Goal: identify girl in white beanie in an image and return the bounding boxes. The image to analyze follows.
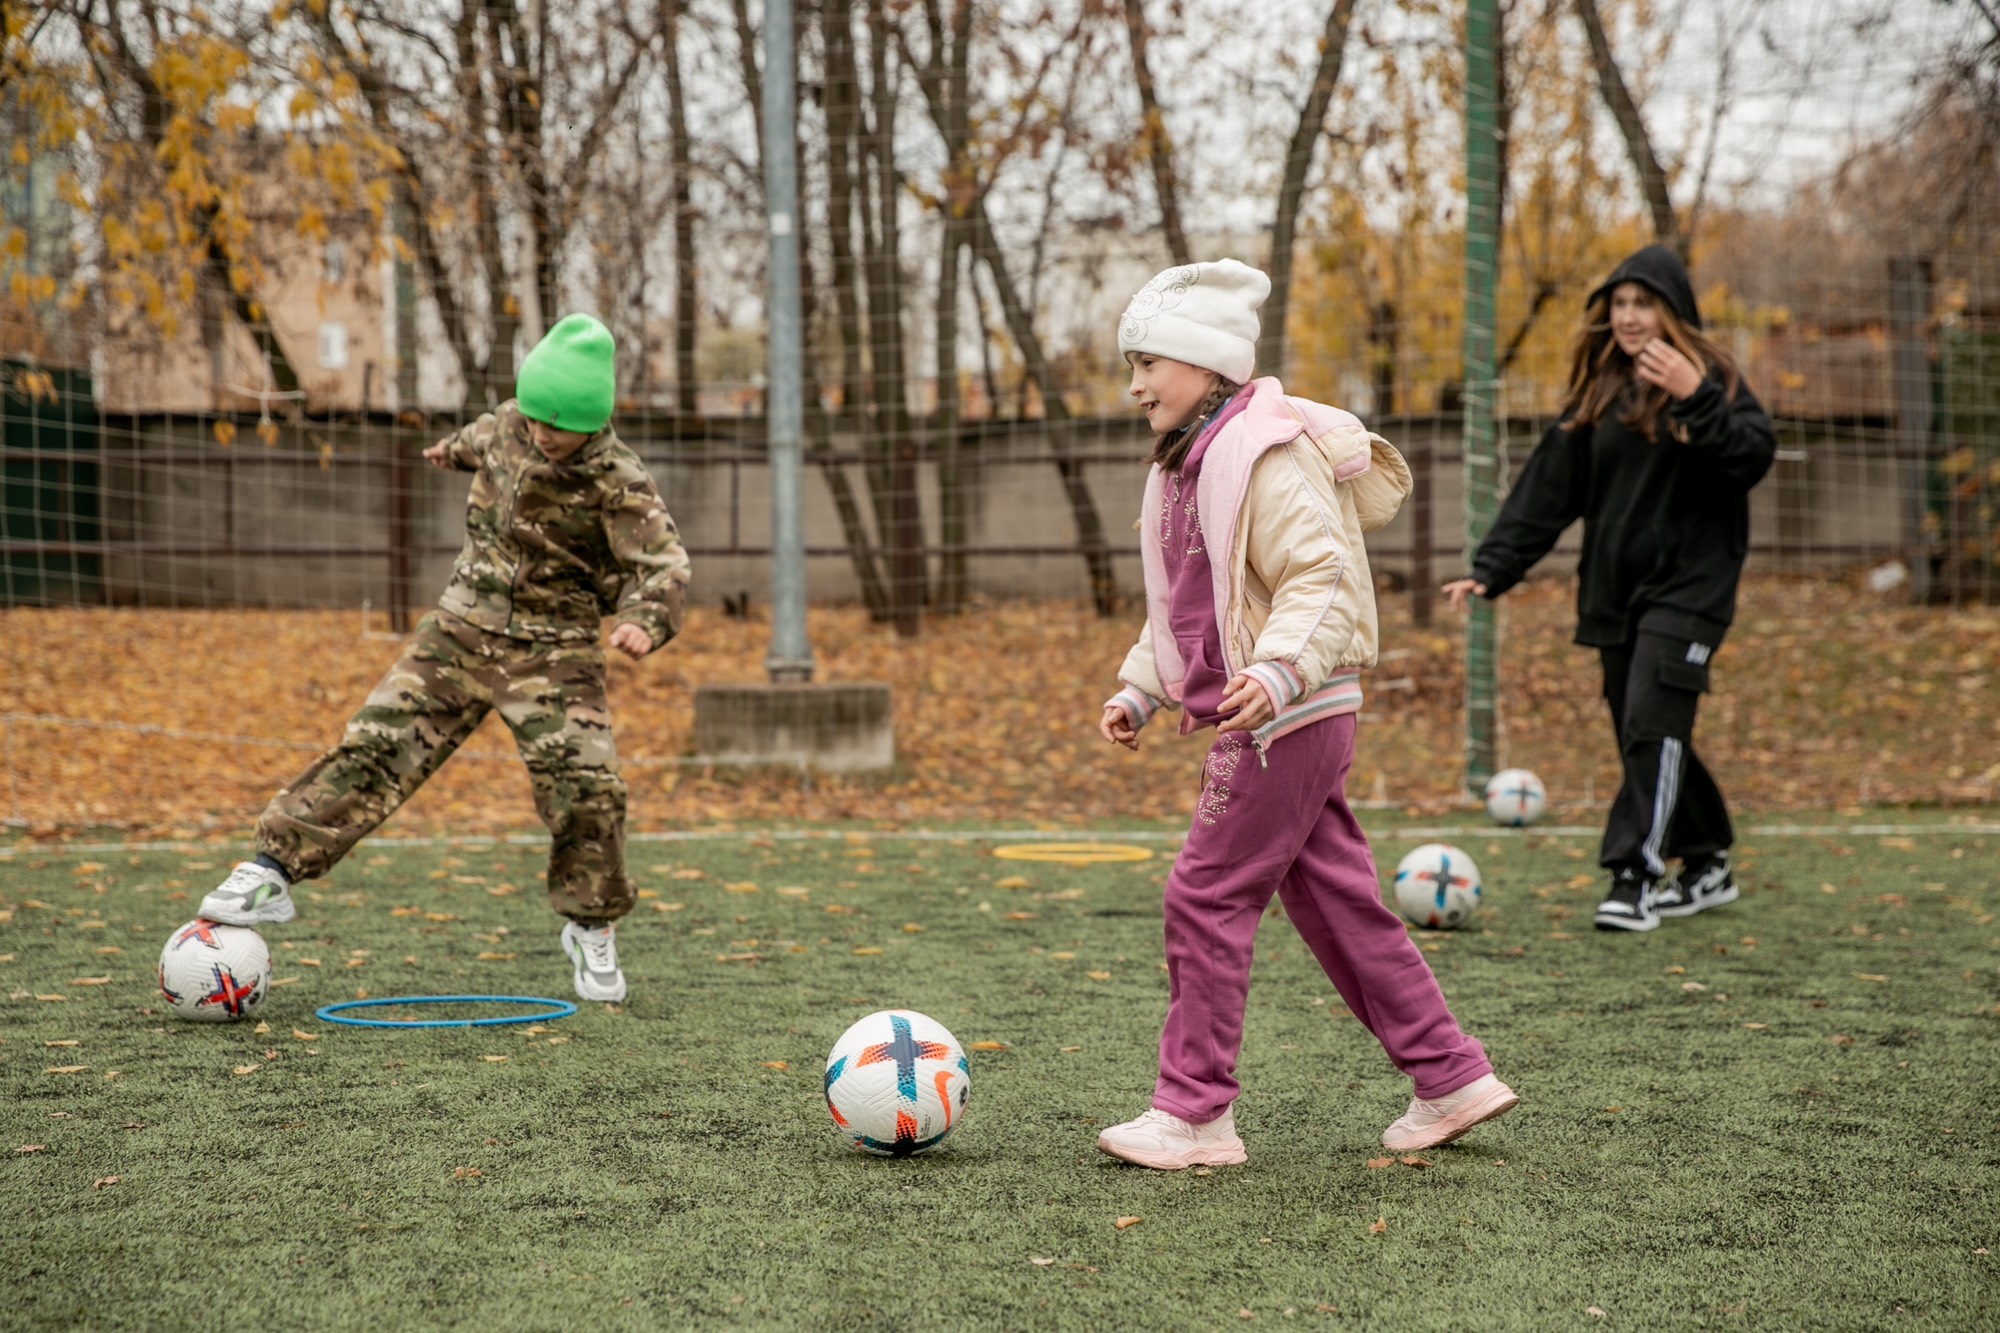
[1094,259,1516,1169]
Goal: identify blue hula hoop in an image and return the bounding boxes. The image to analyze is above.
[314,994,578,1029]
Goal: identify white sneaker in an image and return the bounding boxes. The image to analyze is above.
[1095,1107,1247,1170]
[1381,1073,1519,1152]
[561,921,627,1003]
[197,862,297,926]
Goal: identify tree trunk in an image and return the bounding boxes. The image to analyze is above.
[1121,0,1191,267]
[819,0,892,620]
[1572,0,1682,257]
[661,0,699,411]
[931,0,974,615]
[967,200,1117,616]
[1261,0,1357,379]
[865,0,922,636]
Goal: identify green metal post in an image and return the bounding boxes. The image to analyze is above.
[1461,0,1501,795]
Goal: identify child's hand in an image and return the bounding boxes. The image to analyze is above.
[1100,704,1141,751]
[1635,337,1702,400]
[1441,578,1488,612]
[609,624,653,659]
[422,440,453,470]
[1216,675,1275,734]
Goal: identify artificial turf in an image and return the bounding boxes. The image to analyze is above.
[2,817,1995,1330]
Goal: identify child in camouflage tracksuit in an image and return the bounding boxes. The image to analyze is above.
[199,314,690,1003]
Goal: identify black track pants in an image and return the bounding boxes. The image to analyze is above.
[1597,630,1734,877]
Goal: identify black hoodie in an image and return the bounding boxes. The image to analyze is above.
[1470,246,1777,647]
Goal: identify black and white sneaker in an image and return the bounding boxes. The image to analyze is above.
[1655,853,1739,918]
[1593,870,1660,932]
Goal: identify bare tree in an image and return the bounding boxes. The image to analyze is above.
[1571,0,1681,257]
[1121,0,1191,267]
[1260,0,1359,378]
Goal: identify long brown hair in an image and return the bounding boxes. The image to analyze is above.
[1559,285,1740,440]
[1151,378,1244,471]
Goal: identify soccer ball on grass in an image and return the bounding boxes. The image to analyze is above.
[1391,844,1483,930]
[824,1009,969,1156]
[158,919,272,1022]
[1483,768,1548,826]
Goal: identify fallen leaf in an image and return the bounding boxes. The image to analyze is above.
[760,1061,790,1071]
[292,1029,318,1041]
[1369,1217,1388,1235]
[776,887,811,898]
[968,1041,1009,1051]
[1681,982,1708,992]
[1587,1307,1607,1319]
[1029,1257,1056,1267]
[725,882,760,894]
[1744,1023,1769,1030]
[902,923,925,934]
[454,1166,483,1179]
[254,1021,272,1034]
[476,952,517,961]
[1238,1310,1255,1321]
[45,1065,87,1074]
[1060,1045,1083,1053]
[1879,836,1916,851]
[230,1065,259,1076]
[1664,965,1687,975]
[671,868,705,880]
[852,947,884,956]
[1366,1157,1394,1169]
[15,1145,46,1154]
[1604,1106,1623,1114]
[43,1039,79,1047]
[1399,1156,1432,1169]
[298,958,322,968]
[93,1176,120,1188]
[35,994,67,1002]
[1113,1216,1142,1230]
[1853,973,1889,983]
[69,975,112,986]
[93,947,122,956]
[995,876,1030,889]
[479,1055,508,1063]
[1003,911,1037,921]
[1831,1035,1855,1045]
[1049,951,1076,961]
[1086,970,1112,981]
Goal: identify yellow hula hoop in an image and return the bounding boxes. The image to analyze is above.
[991,842,1155,866]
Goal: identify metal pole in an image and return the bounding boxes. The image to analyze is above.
[763,0,814,682]
[1888,257,1935,606]
[1461,0,1502,794]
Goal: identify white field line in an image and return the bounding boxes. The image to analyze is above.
[2,822,1994,858]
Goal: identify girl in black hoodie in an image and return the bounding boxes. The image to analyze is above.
[1443,245,1777,933]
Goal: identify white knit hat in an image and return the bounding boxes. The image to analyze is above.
[1117,258,1271,384]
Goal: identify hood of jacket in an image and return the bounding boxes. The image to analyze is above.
[1134,378,1408,707]
[1589,244,1701,329]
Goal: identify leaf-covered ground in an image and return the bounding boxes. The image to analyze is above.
[1,822,1995,1329]
[2,576,1997,838]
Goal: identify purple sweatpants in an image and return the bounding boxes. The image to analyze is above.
[1153,714,1493,1123]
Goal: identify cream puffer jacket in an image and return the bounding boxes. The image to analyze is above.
[1108,378,1412,759]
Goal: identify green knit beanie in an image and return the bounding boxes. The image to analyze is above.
[516,313,617,433]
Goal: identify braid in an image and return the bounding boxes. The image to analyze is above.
[1151,379,1244,471]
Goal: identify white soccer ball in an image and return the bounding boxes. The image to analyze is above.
[1484,768,1548,827]
[1392,844,1483,930]
[157,919,272,1022]
[824,1009,969,1156]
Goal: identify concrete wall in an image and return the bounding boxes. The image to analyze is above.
[72,413,1909,610]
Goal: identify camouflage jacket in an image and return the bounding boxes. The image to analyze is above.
[434,400,690,651]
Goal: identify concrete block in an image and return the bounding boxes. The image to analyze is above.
[691,682,895,774]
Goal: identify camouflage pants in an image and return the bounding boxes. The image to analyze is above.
[257,610,634,923]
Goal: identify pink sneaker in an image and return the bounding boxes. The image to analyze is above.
[1095,1107,1247,1170]
[1381,1074,1519,1152]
